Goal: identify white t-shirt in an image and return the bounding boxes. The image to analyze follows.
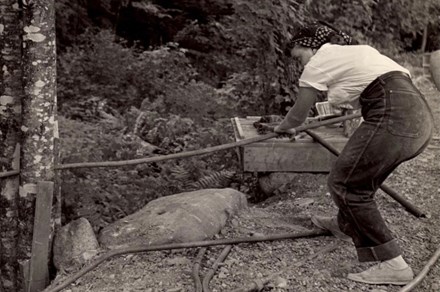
[299,44,410,109]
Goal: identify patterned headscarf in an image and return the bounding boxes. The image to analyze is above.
[289,23,353,49]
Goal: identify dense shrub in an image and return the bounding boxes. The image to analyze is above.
[59,109,238,231]
[57,30,139,112]
[175,0,307,114]
[305,0,440,53]
[57,30,240,118]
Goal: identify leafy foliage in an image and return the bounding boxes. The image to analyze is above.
[59,110,239,231]
[55,0,90,50]
[305,0,440,52]
[56,27,246,229]
[187,170,236,190]
[175,0,308,113]
[57,30,139,112]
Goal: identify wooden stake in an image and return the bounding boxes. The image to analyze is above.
[27,181,54,292]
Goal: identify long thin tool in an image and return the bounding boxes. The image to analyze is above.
[259,117,425,217]
[304,129,425,217]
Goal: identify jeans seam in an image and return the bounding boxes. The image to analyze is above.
[342,116,384,187]
[340,100,385,235]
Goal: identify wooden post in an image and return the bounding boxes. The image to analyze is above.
[422,53,432,79]
[26,181,54,292]
[430,50,440,91]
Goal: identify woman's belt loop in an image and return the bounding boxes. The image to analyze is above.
[362,71,410,98]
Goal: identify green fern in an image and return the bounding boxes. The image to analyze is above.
[187,170,236,191]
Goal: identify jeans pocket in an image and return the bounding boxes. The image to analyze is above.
[386,90,424,138]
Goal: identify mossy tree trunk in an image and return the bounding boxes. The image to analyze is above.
[17,0,59,290]
[0,1,23,291]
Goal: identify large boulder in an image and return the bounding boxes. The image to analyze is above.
[53,218,100,272]
[99,188,247,249]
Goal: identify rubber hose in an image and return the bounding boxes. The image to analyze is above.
[43,229,328,292]
[398,245,440,292]
[0,170,20,178]
[56,113,362,170]
[202,245,233,292]
[192,247,207,292]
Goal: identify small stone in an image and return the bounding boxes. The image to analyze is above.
[166,288,183,292]
[166,256,190,266]
[219,266,229,273]
[273,276,288,288]
[430,282,440,291]
[293,198,315,207]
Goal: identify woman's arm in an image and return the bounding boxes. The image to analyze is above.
[274,87,319,133]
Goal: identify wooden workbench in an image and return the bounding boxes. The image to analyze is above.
[231,116,349,173]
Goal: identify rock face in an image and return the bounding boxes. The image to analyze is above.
[53,218,100,272]
[99,188,247,249]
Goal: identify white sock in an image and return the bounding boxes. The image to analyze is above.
[384,255,409,270]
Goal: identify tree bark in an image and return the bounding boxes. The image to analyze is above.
[0,1,23,291]
[18,0,59,290]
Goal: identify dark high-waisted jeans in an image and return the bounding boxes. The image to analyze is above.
[328,71,433,262]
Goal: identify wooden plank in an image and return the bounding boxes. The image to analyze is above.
[27,181,54,292]
[230,118,244,170]
[20,260,30,292]
[422,53,432,79]
[234,117,245,140]
[243,140,347,172]
[430,50,440,90]
[230,118,240,140]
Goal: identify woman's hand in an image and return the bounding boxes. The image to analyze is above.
[274,124,296,136]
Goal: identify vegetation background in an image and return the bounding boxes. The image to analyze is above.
[54,0,440,232]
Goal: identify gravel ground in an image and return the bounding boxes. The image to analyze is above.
[48,89,440,292]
